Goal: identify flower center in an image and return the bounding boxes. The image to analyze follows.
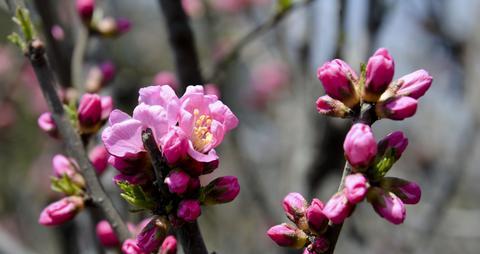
[192,109,213,152]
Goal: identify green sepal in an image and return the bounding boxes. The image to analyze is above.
[63,103,79,128]
[50,175,84,196]
[117,181,156,210]
[369,148,396,181]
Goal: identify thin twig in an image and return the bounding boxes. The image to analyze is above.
[26,40,130,243]
[208,0,316,82]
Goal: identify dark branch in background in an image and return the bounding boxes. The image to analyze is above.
[33,0,73,87]
[156,1,209,253]
[208,0,316,82]
[158,0,203,92]
[26,40,130,243]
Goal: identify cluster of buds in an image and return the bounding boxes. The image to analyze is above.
[269,48,432,253]
[102,85,240,253]
[76,0,131,37]
[316,48,432,120]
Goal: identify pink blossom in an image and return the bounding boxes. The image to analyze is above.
[136,218,167,253]
[376,96,418,120]
[369,188,406,225]
[96,17,131,37]
[178,85,238,163]
[317,59,359,107]
[160,126,189,164]
[89,145,109,175]
[203,176,240,204]
[177,200,201,222]
[397,69,433,99]
[38,196,84,226]
[267,223,308,249]
[122,239,145,254]
[100,61,116,83]
[380,177,421,205]
[364,48,395,102]
[50,25,65,41]
[101,96,113,120]
[306,198,328,233]
[304,237,329,254]
[322,192,352,224]
[165,170,192,195]
[343,123,377,169]
[52,154,76,178]
[204,84,221,98]
[316,95,351,118]
[153,71,179,91]
[38,112,57,137]
[96,220,120,247]
[76,0,95,20]
[282,192,308,223]
[78,93,102,128]
[344,173,368,204]
[159,235,177,254]
[377,131,408,160]
[108,155,146,174]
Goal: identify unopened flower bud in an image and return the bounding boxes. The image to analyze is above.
[52,154,76,178]
[108,154,146,174]
[96,17,131,37]
[96,220,120,247]
[159,235,177,254]
[364,48,395,102]
[367,187,406,225]
[165,170,191,195]
[344,173,368,204]
[282,192,308,225]
[113,172,150,185]
[304,236,329,254]
[136,217,169,253]
[76,0,95,21]
[267,223,308,249]
[160,127,189,164]
[317,59,359,107]
[177,200,201,222]
[121,239,144,254]
[203,176,240,205]
[323,192,352,224]
[38,112,57,137]
[85,63,116,93]
[316,95,352,118]
[78,93,102,130]
[153,71,179,91]
[376,96,417,121]
[377,131,408,160]
[343,123,377,170]
[306,198,328,234]
[396,69,433,99]
[89,145,109,175]
[380,177,421,205]
[38,196,84,226]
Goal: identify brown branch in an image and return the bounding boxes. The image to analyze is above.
[26,40,130,243]
[208,0,316,82]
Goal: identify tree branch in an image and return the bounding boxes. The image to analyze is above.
[26,40,130,243]
[208,0,316,82]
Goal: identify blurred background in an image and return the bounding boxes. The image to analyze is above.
[0,0,479,253]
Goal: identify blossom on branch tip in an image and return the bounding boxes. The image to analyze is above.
[282,192,308,225]
[396,69,433,99]
[376,96,418,121]
[317,59,359,108]
[368,187,406,225]
[38,196,84,226]
[364,48,395,102]
[343,123,377,170]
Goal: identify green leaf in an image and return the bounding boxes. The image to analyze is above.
[369,149,396,181]
[14,8,36,42]
[50,175,83,196]
[117,181,156,210]
[63,104,79,128]
[277,0,293,12]
[7,32,26,51]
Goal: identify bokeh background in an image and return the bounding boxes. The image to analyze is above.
[0,0,479,253]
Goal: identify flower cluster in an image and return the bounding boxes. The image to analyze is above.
[76,0,131,37]
[268,48,432,253]
[102,85,240,253]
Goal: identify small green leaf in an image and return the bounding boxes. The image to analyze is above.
[277,0,293,12]
[369,149,396,181]
[117,182,156,210]
[14,8,36,42]
[7,32,26,51]
[50,175,83,196]
[63,104,79,128]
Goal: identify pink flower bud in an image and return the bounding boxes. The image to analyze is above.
[344,173,368,204]
[376,96,418,120]
[182,0,204,18]
[38,196,84,226]
[203,176,240,204]
[343,123,377,170]
[76,0,95,21]
[396,69,432,99]
[323,192,352,224]
[78,93,102,129]
[136,217,168,253]
[108,154,146,174]
[177,200,201,222]
[204,83,221,98]
[316,95,352,118]
[317,59,359,107]
[368,187,406,224]
[122,239,144,254]
[153,71,179,91]
[38,112,57,137]
[380,177,421,205]
[89,145,109,175]
[52,154,76,178]
[96,220,120,247]
[165,170,191,195]
[377,131,408,160]
[96,17,131,37]
[100,61,116,83]
[304,237,329,254]
[160,127,189,164]
[159,235,177,254]
[51,25,65,41]
[267,223,308,249]
[101,96,114,120]
[364,48,395,102]
[113,172,150,185]
[306,198,328,233]
[282,192,308,223]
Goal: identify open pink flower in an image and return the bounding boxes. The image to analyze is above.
[178,85,238,163]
